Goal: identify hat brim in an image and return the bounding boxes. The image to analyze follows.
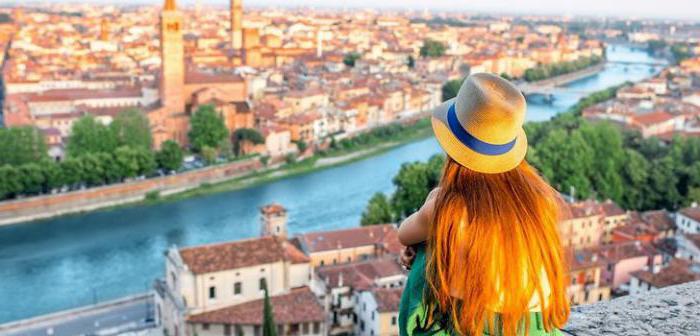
[431,98,528,174]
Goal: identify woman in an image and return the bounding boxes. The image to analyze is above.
[398,73,570,336]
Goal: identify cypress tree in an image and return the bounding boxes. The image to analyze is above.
[262,282,277,336]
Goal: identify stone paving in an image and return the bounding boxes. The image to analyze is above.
[563,281,700,335]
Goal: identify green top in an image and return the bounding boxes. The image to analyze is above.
[398,244,562,336]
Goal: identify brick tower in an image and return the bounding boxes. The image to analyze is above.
[160,0,186,115]
[230,0,243,50]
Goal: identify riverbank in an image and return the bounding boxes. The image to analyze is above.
[0,118,433,226]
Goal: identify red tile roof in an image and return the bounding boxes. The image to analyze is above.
[260,203,286,215]
[316,257,405,290]
[187,287,324,325]
[372,287,402,313]
[679,206,700,222]
[630,259,700,288]
[294,224,401,255]
[179,236,308,274]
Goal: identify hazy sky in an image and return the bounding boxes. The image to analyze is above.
[14,1,700,20]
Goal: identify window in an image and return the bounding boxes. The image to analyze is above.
[371,311,375,320]
[313,322,320,334]
[259,278,267,290]
[392,316,397,326]
[234,282,242,295]
[235,325,244,336]
[202,323,210,330]
[254,326,261,336]
[224,324,231,336]
[320,260,325,266]
[360,321,365,331]
[363,303,366,311]
[302,322,309,334]
[209,286,216,299]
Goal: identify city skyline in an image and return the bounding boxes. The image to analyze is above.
[3,0,700,21]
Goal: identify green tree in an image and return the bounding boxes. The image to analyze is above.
[188,105,228,153]
[579,122,625,202]
[110,108,152,150]
[80,153,107,186]
[96,152,121,184]
[262,281,277,336]
[0,127,49,166]
[361,192,394,226]
[420,39,446,57]
[391,160,435,220]
[59,157,85,188]
[135,148,157,176]
[619,149,650,210]
[67,116,117,157]
[40,161,64,193]
[533,129,594,199]
[343,52,361,67]
[201,146,218,165]
[295,140,308,153]
[157,140,184,172]
[407,55,415,68]
[114,146,142,179]
[0,165,23,199]
[441,79,463,102]
[232,128,265,156]
[18,163,46,195]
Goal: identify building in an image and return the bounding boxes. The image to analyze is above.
[230,0,243,50]
[315,258,405,335]
[676,205,700,234]
[354,288,402,336]
[629,259,700,295]
[676,233,700,262]
[157,204,326,336]
[292,224,402,267]
[593,241,664,292]
[566,249,612,305]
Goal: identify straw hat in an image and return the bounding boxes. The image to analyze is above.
[431,73,528,174]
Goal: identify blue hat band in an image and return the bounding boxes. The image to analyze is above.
[447,103,517,156]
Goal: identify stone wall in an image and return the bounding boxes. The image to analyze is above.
[0,158,262,226]
[563,281,700,335]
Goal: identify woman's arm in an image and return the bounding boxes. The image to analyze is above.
[398,188,440,246]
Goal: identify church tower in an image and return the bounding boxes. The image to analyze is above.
[160,0,186,115]
[260,204,288,239]
[230,0,243,50]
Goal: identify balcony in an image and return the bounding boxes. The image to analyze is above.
[563,281,700,335]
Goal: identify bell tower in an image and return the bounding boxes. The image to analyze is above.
[230,0,243,50]
[260,204,288,239]
[160,0,185,115]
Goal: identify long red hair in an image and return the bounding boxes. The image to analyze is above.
[424,157,569,335]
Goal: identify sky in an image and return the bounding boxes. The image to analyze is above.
[10,1,700,21]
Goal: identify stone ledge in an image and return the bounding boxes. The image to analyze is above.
[562,281,700,336]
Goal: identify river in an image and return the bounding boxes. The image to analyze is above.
[0,45,666,323]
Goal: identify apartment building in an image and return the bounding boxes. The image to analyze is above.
[354,288,402,336]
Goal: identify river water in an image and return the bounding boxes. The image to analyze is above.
[0,45,665,323]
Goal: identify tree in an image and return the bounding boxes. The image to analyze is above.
[67,116,117,157]
[59,157,85,188]
[391,160,436,220]
[188,105,228,153]
[361,192,394,226]
[532,129,594,200]
[114,146,142,179]
[0,165,23,200]
[110,108,152,150]
[157,140,184,172]
[135,148,157,176]
[232,128,265,156]
[420,39,446,57]
[201,146,218,165]
[40,161,64,193]
[262,282,277,336]
[407,55,415,68]
[0,127,49,166]
[18,163,45,195]
[343,52,361,67]
[80,153,107,186]
[441,79,463,102]
[295,140,308,153]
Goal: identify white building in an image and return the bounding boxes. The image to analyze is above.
[676,233,700,262]
[353,288,402,336]
[156,204,326,336]
[676,206,700,234]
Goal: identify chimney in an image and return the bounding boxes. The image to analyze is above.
[260,203,288,239]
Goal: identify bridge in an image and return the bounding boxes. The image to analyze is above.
[607,59,667,66]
